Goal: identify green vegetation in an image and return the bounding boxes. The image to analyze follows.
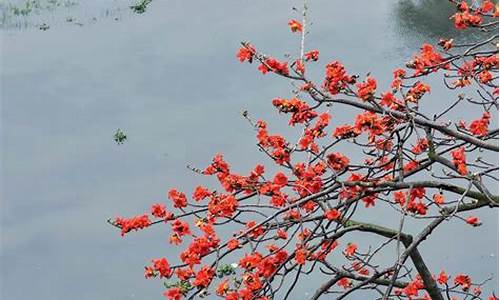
[129,0,152,14]
[113,129,127,145]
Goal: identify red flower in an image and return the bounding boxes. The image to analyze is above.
[356,76,377,101]
[176,267,194,281]
[408,44,446,75]
[324,209,341,221]
[273,172,288,187]
[391,68,406,89]
[354,111,385,138]
[250,164,265,179]
[258,57,289,75]
[270,194,287,207]
[151,203,167,218]
[193,266,215,288]
[152,258,172,278]
[216,279,230,296]
[171,219,191,236]
[466,216,481,226]
[163,288,183,300]
[243,272,262,291]
[451,147,468,175]
[115,214,151,236]
[362,194,377,208]
[481,0,495,13]
[433,194,444,205]
[304,50,319,61]
[469,112,491,136]
[437,270,448,285]
[402,277,424,297]
[246,221,265,238]
[454,274,472,291]
[239,252,263,270]
[294,59,305,74]
[225,292,239,300]
[411,138,429,155]
[380,91,397,107]
[144,266,155,278]
[227,239,240,250]
[344,243,357,257]
[337,277,352,289]
[168,189,188,208]
[323,61,356,95]
[272,97,318,125]
[326,152,350,171]
[208,194,239,218]
[404,160,419,173]
[237,44,256,63]
[294,247,308,265]
[288,19,303,32]
[276,229,288,239]
[478,70,493,83]
[405,81,430,103]
[192,186,211,201]
[333,124,361,139]
[452,3,483,29]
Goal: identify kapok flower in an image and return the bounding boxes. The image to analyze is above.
[407,44,446,75]
[168,189,188,208]
[466,216,481,226]
[152,257,172,278]
[151,203,167,218]
[258,57,289,75]
[192,185,211,201]
[216,279,230,296]
[391,68,406,89]
[163,287,183,300]
[337,277,352,289]
[323,61,356,95]
[288,19,303,32]
[193,266,215,288]
[452,2,483,29]
[304,50,319,61]
[356,76,377,101]
[437,270,448,285]
[333,124,361,139]
[171,219,191,236]
[115,214,151,236]
[469,112,491,136]
[294,247,308,265]
[326,152,350,171]
[451,147,468,175]
[454,274,472,291]
[411,138,429,155]
[236,44,256,63]
[405,81,430,103]
[227,239,240,250]
[433,193,444,205]
[324,209,341,221]
[344,243,357,257]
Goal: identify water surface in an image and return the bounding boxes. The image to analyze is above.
[1,1,498,299]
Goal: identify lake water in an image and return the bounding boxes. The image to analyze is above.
[1,1,498,299]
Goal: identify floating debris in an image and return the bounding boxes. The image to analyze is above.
[114,128,127,145]
[130,0,152,14]
[39,22,49,30]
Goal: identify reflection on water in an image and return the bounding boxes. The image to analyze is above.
[391,0,488,44]
[0,0,128,29]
